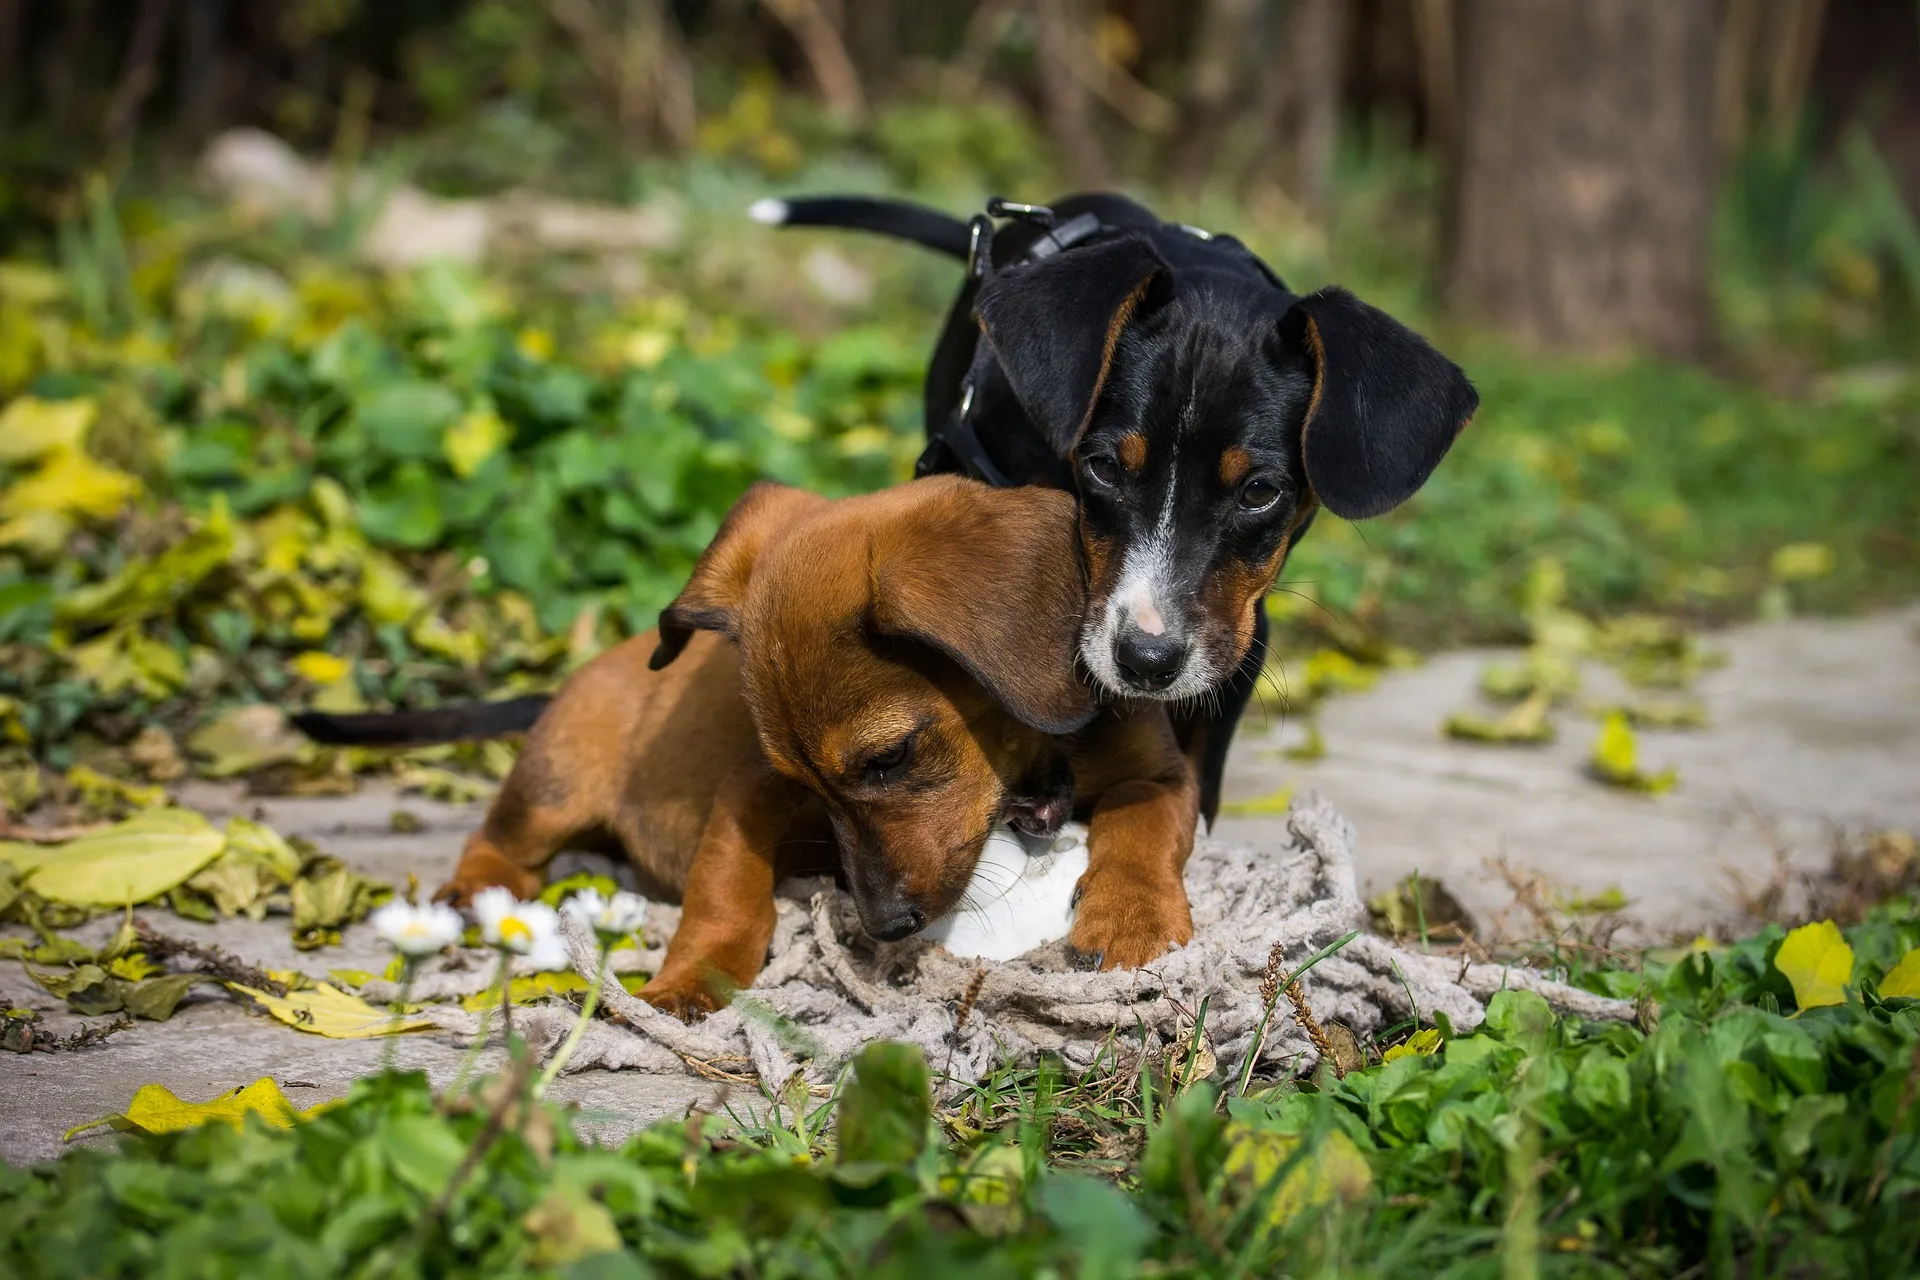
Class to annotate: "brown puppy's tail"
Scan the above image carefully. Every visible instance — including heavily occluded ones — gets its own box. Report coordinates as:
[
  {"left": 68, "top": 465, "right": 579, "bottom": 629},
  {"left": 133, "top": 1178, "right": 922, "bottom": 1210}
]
[{"left": 291, "top": 696, "right": 550, "bottom": 746}]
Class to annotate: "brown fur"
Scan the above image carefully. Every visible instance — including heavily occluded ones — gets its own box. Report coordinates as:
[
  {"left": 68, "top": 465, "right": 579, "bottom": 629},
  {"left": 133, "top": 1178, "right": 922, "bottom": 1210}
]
[
  {"left": 1218, "top": 445, "right": 1251, "bottom": 488},
  {"left": 1118, "top": 432, "right": 1148, "bottom": 473},
  {"left": 439, "top": 476, "right": 1198, "bottom": 1020}
]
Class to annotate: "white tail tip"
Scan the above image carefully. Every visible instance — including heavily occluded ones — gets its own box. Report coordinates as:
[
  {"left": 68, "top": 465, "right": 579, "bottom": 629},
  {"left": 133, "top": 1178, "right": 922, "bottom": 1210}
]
[{"left": 748, "top": 198, "right": 788, "bottom": 226}]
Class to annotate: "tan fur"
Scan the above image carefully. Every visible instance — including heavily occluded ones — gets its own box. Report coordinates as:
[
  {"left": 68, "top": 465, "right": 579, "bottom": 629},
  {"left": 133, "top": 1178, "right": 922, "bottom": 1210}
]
[{"left": 438, "top": 476, "right": 1198, "bottom": 1019}]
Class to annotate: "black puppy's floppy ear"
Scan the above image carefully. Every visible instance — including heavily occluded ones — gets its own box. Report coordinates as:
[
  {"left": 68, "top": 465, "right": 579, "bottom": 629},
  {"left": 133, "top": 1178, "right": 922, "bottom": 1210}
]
[
  {"left": 974, "top": 235, "right": 1171, "bottom": 456},
  {"left": 650, "top": 482, "right": 827, "bottom": 669},
  {"left": 1284, "top": 287, "right": 1478, "bottom": 521},
  {"left": 868, "top": 479, "right": 1097, "bottom": 735}
]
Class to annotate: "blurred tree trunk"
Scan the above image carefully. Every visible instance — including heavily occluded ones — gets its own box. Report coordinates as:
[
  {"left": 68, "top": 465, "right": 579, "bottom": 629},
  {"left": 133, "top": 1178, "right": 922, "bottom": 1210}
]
[
  {"left": 844, "top": 0, "right": 899, "bottom": 97},
  {"left": 1446, "top": 0, "right": 1719, "bottom": 357},
  {"left": 763, "top": 0, "right": 865, "bottom": 121},
  {"left": 1286, "top": 0, "right": 1348, "bottom": 216},
  {"left": 1035, "top": 0, "right": 1110, "bottom": 188},
  {"left": 0, "top": 0, "right": 21, "bottom": 105},
  {"left": 177, "top": 0, "right": 226, "bottom": 140},
  {"left": 1176, "top": 0, "right": 1260, "bottom": 187}
]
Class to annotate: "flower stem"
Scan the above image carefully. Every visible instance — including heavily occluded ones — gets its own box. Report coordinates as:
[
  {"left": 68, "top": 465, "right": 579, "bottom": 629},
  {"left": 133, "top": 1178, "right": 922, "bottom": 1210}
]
[
  {"left": 536, "top": 945, "right": 609, "bottom": 1096},
  {"left": 450, "top": 953, "right": 510, "bottom": 1097},
  {"left": 382, "top": 961, "right": 416, "bottom": 1075}
]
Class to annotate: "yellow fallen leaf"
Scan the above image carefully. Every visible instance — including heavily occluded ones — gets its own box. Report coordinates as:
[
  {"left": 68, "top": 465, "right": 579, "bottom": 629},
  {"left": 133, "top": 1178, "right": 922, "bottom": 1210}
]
[
  {"left": 0, "top": 446, "right": 140, "bottom": 521},
  {"left": 444, "top": 405, "right": 509, "bottom": 479},
  {"left": 1446, "top": 690, "right": 1555, "bottom": 744},
  {"left": 24, "top": 808, "right": 226, "bottom": 905},
  {"left": 461, "top": 970, "right": 648, "bottom": 1011},
  {"left": 0, "top": 839, "right": 53, "bottom": 872},
  {"left": 1221, "top": 784, "right": 1296, "bottom": 818},
  {"left": 0, "top": 396, "right": 95, "bottom": 463},
  {"left": 229, "top": 980, "right": 435, "bottom": 1038},
  {"left": 1774, "top": 920, "right": 1853, "bottom": 1011},
  {"left": 1220, "top": 1122, "right": 1372, "bottom": 1229},
  {"left": 1381, "top": 1028, "right": 1444, "bottom": 1064},
  {"left": 187, "top": 704, "right": 310, "bottom": 777},
  {"left": 64, "top": 1077, "right": 330, "bottom": 1142},
  {"left": 65, "top": 763, "right": 167, "bottom": 813},
  {"left": 1588, "top": 712, "right": 1678, "bottom": 793},
  {"left": 1879, "top": 948, "right": 1920, "bottom": 1000},
  {"left": 1769, "top": 542, "right": 1834, "bottom": 582},
  {"left": 290, "top": 650, "right": 351, "bottom": 685}
]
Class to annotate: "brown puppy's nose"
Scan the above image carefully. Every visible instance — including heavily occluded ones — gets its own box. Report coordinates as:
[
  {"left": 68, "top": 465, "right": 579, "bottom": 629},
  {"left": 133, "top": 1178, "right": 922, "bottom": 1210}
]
[
  {"left": 865, "top": 901, "right": 927, "bottom": 942},
  {"left": 1114, "top": 629, "right": 1187, "bottom": 692}
]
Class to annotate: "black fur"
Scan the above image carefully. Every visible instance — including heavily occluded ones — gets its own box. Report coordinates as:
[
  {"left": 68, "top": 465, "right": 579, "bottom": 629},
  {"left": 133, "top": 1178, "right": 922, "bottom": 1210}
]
[
  {"left": 767, "top": 192, "right": 1476, "bottom": 828},
  {"left": 291, "top": 696, "right": 549, "bottom": 746}
]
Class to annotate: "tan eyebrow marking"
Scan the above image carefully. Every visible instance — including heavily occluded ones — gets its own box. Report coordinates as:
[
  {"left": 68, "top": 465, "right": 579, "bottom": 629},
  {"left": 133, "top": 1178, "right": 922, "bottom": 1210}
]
[
  {"left": 1219, "top": 445, "right": 1251, "bottom": 487},
  {"left": 1118, "top": 433, "right": 1148, "bottom": 473}
]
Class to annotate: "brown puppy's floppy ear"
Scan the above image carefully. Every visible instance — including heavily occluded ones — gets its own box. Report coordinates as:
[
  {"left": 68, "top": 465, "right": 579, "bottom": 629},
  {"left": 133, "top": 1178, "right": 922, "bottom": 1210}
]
[
  {"left": 650, "top": 482, "right": 826, "bottom": 670},
  {"left": 974, "top": 235, "right": 1172, "bottom": 456},
  {"left": 868, "top": 480, "right": 1097, "bottom": 735},
  {"left": 1283, "top": 287, "right": 1479, "bottom": 521}
]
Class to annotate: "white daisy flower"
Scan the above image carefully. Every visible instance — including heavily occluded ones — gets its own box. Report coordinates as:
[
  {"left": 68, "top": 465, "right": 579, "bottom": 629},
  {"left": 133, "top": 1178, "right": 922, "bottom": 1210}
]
[
  {"left": 525, "top": 927, "right": 572, "bottom": 974},
  {"left": 562, "top": 887, "right": 649, "bottom": 943},
  {"left": 369, "top": 900, "right": 464, "bottom": 958},
  {"left": 471, "top": 887, "right": 561, "bottom": 958}
]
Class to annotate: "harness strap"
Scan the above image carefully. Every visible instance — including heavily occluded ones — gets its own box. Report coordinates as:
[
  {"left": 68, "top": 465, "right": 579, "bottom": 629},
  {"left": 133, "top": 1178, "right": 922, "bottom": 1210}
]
[{"left": 920, "top": 206, "right": 1113, "bottom": 488}]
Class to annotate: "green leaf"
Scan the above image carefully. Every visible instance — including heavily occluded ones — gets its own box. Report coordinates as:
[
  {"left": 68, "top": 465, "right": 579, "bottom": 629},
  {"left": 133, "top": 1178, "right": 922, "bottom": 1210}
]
[
  {"left": 123, "top": 972, "right": 217, "bottom": 1021},
  {"left": 835, "top": 1041, "right": 932, "bottom": 1169},
  {"left": 28, "top": 962, "right": 124, "bottom": 1015},
  {"left": 355, "top": 381, "right": 462, "bottom": 460},
  {"left": 1482, "top": 989, "right": 1554, "bottom": 1045},
  {"left": 1038, "top": 1174, "right": 1156, "bottom": 1280},
  {"left": 357, "top": 461, "right": 446, "bottom": 549},
  {"left": 1572, "top": 1050, "right": 1630, "bottom": 1115},
  {"left": 383, "top": 1113, "right": 470, "bottom": 1197}
]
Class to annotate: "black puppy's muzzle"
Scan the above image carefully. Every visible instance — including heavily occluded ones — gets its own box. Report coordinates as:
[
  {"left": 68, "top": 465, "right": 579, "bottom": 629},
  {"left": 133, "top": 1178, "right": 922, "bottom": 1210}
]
[{"left": 1113, "top": 626, "right": 1189, "bottom": 693}]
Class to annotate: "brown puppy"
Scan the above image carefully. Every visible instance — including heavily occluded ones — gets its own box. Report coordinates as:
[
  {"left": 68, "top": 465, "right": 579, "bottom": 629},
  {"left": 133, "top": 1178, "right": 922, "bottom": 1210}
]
[{"left": 433, "top": 476, "right": 1198, "bottom": 1019}]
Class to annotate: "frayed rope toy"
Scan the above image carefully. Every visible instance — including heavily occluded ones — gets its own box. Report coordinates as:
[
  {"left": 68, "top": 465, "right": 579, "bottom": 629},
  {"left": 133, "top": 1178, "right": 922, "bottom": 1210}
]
[{"left": 418, "top": 793, "right": 1634, "bottom": 1094}]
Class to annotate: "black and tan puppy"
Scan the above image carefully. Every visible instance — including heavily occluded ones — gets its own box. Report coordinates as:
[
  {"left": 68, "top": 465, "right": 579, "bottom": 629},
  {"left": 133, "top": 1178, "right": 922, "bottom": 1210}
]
[
  {"left": 757, "top": 192, "right": 1479, "bottom": 820},
  {"left": 299, "top": 478, "right": 1197, "bottom": 1019}
]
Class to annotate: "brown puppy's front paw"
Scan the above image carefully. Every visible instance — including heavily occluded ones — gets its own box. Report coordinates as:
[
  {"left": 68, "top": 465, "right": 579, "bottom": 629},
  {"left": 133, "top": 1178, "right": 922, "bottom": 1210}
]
[
  {"left": 1067, "top": 872, "right": 1193, "bottom": 971},
  {"left": 636, "top": 975, "right": 727, "bottom": 1022},
  {"left": 434, "top": 846, "right": 543, "bottom": 906}
]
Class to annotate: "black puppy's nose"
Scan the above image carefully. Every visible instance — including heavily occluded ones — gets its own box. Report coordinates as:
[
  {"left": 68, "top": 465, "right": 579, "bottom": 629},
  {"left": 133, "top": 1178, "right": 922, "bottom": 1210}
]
[
  {"left": 866, "top": 904, "right": 927, "bottom": 942},
  {"left": 1114, "top": 629, "right": 1188, "bottom": 692}
]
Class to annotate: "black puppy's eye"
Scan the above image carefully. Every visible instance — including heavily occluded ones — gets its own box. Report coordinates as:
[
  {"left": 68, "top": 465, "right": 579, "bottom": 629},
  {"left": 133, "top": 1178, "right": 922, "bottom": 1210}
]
[
  {"left": 864, "top": 736, "right": 914, "bottom": 781},
  {"left": 1238, "top": 478, "right": 1282, "bottom": 512},
  {"left": 1082, "top": 455, "right": 1121, "bottom": 488}
]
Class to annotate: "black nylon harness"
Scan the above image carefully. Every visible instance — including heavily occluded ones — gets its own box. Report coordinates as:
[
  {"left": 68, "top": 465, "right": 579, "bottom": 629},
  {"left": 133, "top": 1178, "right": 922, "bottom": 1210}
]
[{"left": 913, "top": 197, "right": 1219, "bottom": 489}]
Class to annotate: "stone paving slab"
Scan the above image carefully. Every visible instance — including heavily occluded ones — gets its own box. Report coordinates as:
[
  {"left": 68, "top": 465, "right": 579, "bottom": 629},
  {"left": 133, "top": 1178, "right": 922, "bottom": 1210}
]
[{"left": 1216, "top": 605, "right": 1920, "bottom": 938}]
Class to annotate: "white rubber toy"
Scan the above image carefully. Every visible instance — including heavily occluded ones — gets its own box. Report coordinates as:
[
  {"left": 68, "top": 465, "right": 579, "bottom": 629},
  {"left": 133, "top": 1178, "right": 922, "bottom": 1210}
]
[{"left": 921, "top": 823, "right": 1088, "bottom": 962}]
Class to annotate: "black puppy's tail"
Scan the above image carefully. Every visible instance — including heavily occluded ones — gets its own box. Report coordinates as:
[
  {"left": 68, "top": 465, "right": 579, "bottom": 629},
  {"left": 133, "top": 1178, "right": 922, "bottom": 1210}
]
[
  {"left": 291, "top": 696, "right": 551, "bottom": 747},
  {"left": 750, "top": 194, "right": 970, "bottom": 260}
]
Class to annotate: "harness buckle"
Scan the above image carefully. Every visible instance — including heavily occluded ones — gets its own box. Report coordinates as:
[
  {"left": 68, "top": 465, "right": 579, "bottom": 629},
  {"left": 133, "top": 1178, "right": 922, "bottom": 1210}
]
[{"left": 985, "top": 196, "right": 1056, "bottom": 228}]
